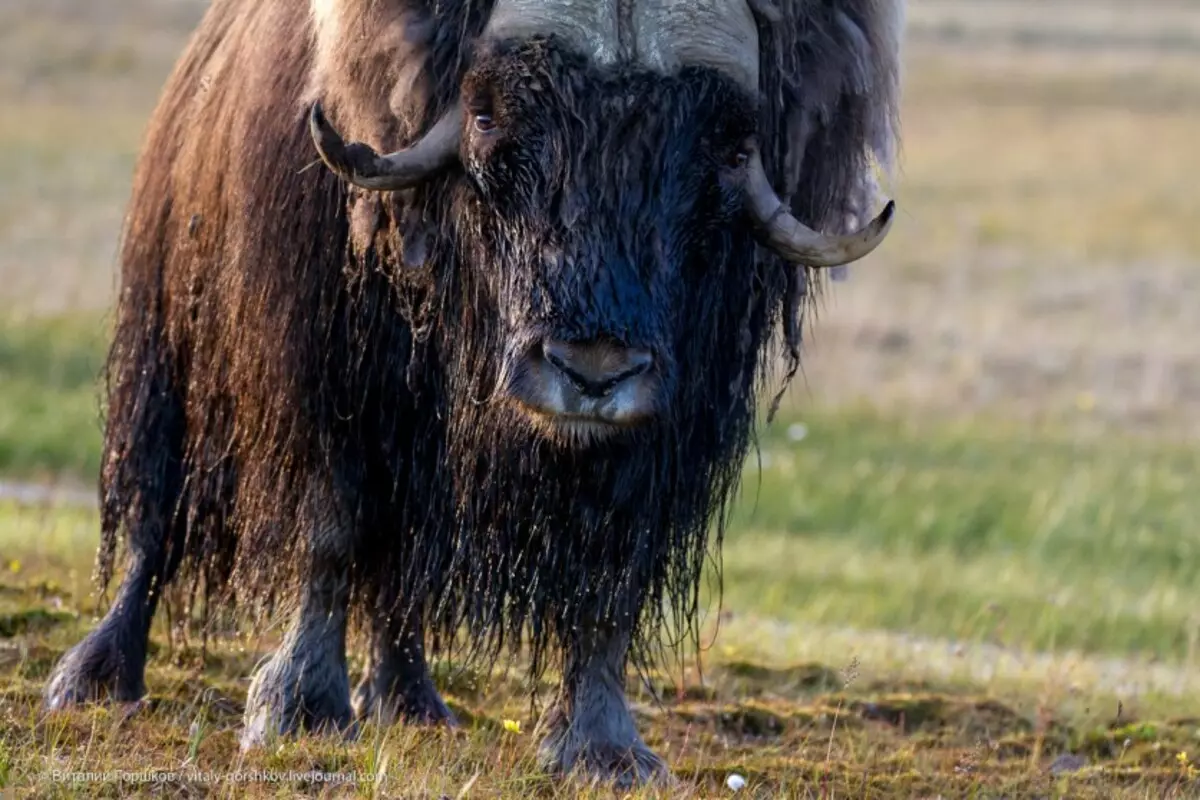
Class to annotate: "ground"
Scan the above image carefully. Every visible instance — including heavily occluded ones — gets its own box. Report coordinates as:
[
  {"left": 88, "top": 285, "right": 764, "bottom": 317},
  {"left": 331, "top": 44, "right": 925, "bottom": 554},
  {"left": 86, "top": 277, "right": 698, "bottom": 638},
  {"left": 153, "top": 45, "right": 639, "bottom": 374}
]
[{"left": 2, "top": 0, "right": 1200, "bottom": 797}]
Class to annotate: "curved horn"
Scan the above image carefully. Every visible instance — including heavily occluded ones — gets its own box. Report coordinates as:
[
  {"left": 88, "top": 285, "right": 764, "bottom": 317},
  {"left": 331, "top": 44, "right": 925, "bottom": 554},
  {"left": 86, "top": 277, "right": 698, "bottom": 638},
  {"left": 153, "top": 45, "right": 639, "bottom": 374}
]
[
  {"left": 743, "top": 146, "right": 895, "bottom": 268},
  {"left": 309, "top": 101, "right": 462, "bottom": 191}
]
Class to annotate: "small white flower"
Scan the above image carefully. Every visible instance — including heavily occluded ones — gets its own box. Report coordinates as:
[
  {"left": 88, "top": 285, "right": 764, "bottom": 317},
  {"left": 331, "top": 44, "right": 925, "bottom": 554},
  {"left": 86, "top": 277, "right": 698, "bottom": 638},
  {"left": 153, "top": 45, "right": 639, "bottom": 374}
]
[{"left": 726, "top": 773, "right": 746, "bottom": 791}]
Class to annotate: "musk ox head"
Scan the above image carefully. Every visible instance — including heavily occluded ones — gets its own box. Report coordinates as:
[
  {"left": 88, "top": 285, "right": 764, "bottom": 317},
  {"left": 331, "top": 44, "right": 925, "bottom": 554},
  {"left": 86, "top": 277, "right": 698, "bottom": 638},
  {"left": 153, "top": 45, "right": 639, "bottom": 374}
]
[{"left": 310, "top": 0, "right": 894, "bottom": 450}]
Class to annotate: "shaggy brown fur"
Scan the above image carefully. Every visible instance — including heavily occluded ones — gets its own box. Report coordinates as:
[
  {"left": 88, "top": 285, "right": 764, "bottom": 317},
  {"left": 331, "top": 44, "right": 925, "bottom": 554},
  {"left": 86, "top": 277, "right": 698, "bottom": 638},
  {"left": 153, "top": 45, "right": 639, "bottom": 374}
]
[{"left": 46, "top": 0, "right": 903, "bottom": 782}]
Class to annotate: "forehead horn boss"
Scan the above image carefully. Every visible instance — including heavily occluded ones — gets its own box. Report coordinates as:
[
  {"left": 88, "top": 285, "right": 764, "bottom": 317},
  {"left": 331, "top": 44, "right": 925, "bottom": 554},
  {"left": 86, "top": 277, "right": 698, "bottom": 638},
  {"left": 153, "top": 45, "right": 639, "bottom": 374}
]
[{"left": 307, "top": 0, "right": 896, "bottom": 270}]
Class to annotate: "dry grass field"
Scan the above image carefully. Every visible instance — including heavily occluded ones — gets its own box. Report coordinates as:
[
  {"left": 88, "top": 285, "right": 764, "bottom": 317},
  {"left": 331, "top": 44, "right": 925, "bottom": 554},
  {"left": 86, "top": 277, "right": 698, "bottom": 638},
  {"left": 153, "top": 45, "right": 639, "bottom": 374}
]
[{"left": 2, "top": 0, "right": 1200, "bottom": 796}]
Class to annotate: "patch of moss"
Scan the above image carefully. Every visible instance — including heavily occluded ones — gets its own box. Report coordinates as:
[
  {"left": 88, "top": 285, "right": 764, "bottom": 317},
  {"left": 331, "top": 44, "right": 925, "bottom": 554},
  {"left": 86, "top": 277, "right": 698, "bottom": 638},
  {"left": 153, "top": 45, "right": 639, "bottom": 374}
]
[
  {"left": 993, "top": 735, "right": 1033, "bottom": 760},
  {"left": 428, "top": 659, "right": 547, "bottom": 702},
  {"left": 1072, "top": 719, "right": 1195, "bottom": 767},
  {"left": 6, "top": 644, "right": 62, "bottom": 680},
  {"left": 670, "top": 701, "right": 828, "bottom": 741}
]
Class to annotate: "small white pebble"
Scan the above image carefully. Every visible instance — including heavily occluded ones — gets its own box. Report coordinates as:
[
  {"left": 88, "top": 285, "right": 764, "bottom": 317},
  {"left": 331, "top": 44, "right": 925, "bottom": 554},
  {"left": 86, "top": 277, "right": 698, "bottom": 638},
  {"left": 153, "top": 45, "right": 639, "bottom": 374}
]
[
  {"left": 726, "top": 773, "right": 746, "bottom": 791},
  {"left": 787, "top": 423, "right": 808, "bottom": 442}
]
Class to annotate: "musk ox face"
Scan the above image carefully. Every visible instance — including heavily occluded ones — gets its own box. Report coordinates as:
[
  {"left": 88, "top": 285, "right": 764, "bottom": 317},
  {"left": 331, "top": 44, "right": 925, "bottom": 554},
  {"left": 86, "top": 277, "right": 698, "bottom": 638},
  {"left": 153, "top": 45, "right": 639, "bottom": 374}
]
[
  {"left": 453, "top": 41, "right": 759, "bottom": 447},
  {"left": 307, "top": 8, "right": 897, "bottom": 451}
]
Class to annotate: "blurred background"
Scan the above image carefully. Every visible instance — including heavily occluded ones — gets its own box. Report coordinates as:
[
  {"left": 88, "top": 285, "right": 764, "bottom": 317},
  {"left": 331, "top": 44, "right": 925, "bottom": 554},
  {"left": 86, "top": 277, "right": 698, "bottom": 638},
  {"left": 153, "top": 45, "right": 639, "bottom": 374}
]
[{"left": 1, "top": 0, "right": 1198, "bottom": 710}]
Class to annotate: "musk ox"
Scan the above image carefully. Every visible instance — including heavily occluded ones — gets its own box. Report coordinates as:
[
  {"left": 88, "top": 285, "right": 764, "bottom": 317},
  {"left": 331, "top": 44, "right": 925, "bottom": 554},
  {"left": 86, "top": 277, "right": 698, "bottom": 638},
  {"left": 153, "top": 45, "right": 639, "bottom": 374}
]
[{"left": 44, "top": 0, "right": 902, "bottom": 785}]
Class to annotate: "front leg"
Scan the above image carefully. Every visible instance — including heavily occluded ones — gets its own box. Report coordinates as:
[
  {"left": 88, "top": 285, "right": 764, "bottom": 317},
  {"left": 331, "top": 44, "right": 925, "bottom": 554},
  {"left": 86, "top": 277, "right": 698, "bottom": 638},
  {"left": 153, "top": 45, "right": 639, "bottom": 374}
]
[
  {"left": 537, "top": 628, "right": 668, "bottom": 788},
  {"left": 240, "top": 478, "right": 355, "bottom": 749},
  {"left": 352, "top": 609, "right": 455, "bottom": 727},
  {"left": 44, "top": 544, "right": 177, "bottom": 709}
]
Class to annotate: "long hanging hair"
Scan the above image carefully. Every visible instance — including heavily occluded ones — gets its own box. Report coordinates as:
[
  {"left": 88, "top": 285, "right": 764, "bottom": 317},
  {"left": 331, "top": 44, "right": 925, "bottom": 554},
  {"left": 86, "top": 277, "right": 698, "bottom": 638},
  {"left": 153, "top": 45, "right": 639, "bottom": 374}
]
[{"left": 95, "top": 0, "right": 902, "bottom": 678}]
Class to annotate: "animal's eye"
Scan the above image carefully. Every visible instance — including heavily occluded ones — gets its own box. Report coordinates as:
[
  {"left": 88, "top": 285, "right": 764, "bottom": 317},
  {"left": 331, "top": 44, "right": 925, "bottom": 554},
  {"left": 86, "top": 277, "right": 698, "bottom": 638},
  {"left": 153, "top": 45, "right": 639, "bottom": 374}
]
[
  {"left": 474, "top": 114, "right": 497, "bottom": 134},
  {"left": 728, "top": 148, "right": 750, "bottom": 169}
]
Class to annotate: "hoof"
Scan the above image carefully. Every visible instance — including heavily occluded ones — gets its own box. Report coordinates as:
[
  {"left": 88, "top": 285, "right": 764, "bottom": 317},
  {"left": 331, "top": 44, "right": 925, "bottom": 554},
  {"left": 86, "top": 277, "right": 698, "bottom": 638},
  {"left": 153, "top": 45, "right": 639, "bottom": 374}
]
[
  {"left": 352, "top": 673, "right": 457, "bottom": 727},
  {"left": 537, "top": 710, "right": 670, "bottom": 789},
  {"left": 239, "top": 650, "right": 354, "bottom": 751},
  {"left": 241, "top": 707, "right": 358, "bottom": 751},
  {"left": 43, "top": 626, "right": 145, "bottom": 711},
  {"left": 539, "top": 739, "right": 671, "bottom": 789}
]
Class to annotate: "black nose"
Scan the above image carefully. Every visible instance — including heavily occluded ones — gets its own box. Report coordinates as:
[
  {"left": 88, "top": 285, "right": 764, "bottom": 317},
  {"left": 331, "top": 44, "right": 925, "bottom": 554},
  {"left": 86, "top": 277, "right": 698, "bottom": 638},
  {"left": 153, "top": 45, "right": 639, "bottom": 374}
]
[{"left": 542, "top": 339, "right": 654, "bottom": 398}]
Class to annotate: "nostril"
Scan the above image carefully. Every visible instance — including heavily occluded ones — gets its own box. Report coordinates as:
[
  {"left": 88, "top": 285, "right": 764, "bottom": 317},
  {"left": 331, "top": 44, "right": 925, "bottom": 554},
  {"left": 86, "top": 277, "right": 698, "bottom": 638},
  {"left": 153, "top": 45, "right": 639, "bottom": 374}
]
[
  {"left": 542, "top": 347, "right": 591, "bottom": 393},
  {"left": 621, "top": 349, "right": 653, "bottom": 378},
  {"left": 542, "top": 344, "right": 575, "bottom": 376},
  {"left": 542, "top": 339, "right": 655, "bottom": 398}
]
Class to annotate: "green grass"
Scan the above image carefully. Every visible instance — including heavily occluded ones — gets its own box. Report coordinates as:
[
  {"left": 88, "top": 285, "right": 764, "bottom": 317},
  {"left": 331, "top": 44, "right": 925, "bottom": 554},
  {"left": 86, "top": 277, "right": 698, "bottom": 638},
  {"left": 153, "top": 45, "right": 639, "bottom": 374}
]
[
  {"left": 718, "top": 410, "right": 1200, "bottom": 662},
  {"left": 2, "top": 465, "right": 1200, "bottom": 796},
  {"left": 2, "top": 400, "right": 1200, "bottom": 795},
  {"left": 0, "top": 315, "right": 108, "bottom": 481}
]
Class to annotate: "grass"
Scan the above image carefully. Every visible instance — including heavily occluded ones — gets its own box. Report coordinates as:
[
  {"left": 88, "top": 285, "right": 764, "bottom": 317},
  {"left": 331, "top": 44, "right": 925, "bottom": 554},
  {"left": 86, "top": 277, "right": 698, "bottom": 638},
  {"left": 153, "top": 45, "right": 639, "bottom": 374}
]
[
  {"left": 0, "top": 315, "right": 108, "bottom": 482},
  {"left": 3, "top": 0, "right": 1200, "bottom": 795},
  {"left": 722, "top": 411, "right": 1200, "bottom": 662},
  {"left": 2, "top": 410, "right": 1200, "bottom": 796}
]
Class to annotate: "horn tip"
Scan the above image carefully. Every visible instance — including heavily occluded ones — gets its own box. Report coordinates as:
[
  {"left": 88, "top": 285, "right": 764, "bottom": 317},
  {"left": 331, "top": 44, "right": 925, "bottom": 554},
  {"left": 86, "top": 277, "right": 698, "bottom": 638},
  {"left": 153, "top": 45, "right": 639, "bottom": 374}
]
[
  {"left": 308, "top": 100, "right": 346, "bottom": 167},
  {"left": 871, "top": 200, "right": 897, "bottom": 236},
  {"left": 308, "top": 100, "right": 326, "bottom": 141},
  {"left": 879, "top": 199, "right": 896, "bottom": 224}
]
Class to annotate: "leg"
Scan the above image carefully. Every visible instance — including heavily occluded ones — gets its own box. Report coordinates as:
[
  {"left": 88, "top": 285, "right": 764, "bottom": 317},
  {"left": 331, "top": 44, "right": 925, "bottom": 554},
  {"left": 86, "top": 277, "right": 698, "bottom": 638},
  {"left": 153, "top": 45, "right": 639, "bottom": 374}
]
[
  {"left": 240, "top": 478, "right": 355, "bottom": 749},
  {"left": 43, "top": 537, "right": 182, "bottom": 708},
  {"left": 537, "top": 627, "right": 668, "bottom": 788},
  {"left": 352, "top": 610, "right": 455, "bottom": 726},
  {"left": 44, "top": 391, "right": 186, "bottom": 710}
]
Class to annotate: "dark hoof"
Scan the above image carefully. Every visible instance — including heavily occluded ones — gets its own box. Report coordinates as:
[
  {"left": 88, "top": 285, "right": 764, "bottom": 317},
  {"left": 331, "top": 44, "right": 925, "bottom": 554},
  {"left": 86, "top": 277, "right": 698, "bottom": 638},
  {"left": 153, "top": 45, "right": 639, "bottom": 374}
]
[
  {"left": 43, "top": 627, "right": 145, "bottom": 711},
  {"left": 540, "top": 741, "right": 670, "bottom": 789},
  {"left": 537, "top": 717, "right": 670, "bottom": 789},
  {"left": 240, "top": 650, "right": 354, "bottom": 751},
  {"left": 352, "top": 675, "right": 457, "bottom": 728}
]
